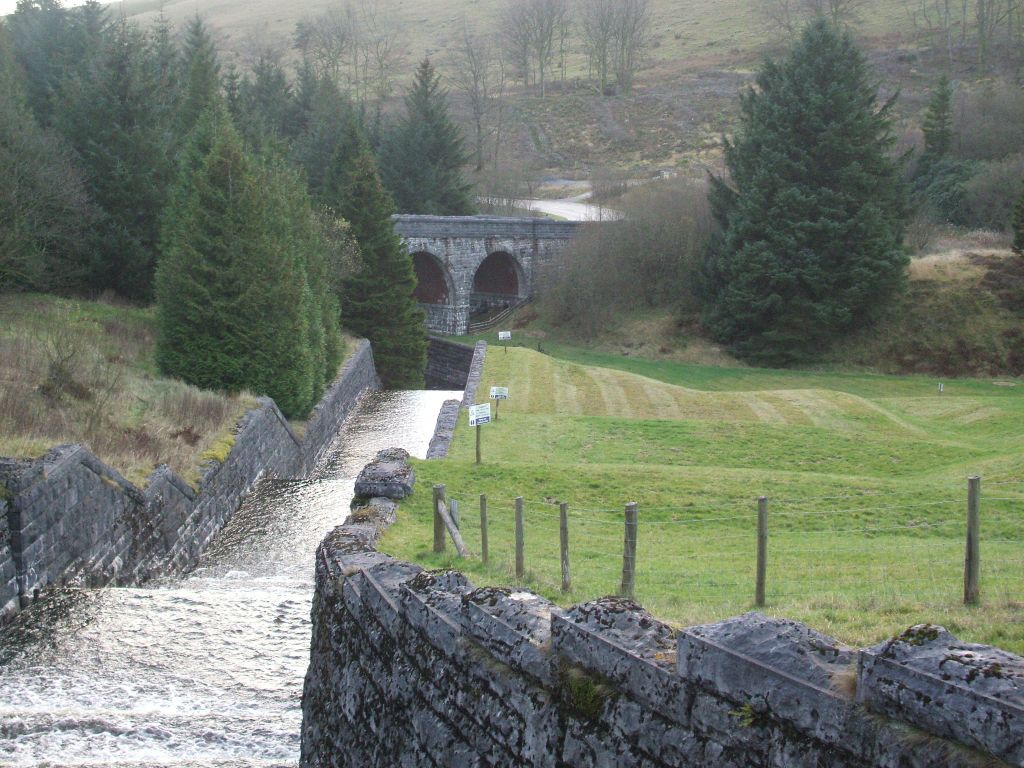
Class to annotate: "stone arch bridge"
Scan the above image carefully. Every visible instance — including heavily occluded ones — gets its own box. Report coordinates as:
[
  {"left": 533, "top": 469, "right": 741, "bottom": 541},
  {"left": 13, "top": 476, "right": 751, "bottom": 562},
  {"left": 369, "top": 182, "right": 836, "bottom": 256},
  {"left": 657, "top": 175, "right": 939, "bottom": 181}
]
[{"left": 392, "top": 215, "right": 581, "bottom": 336}]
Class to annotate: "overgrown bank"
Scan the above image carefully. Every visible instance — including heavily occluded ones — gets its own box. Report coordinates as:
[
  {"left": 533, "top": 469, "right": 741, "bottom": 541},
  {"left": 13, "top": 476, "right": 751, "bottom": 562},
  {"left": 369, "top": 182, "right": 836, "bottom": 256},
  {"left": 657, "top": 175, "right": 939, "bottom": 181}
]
[
  {"left": 0, "top": 293, "right": 359, "bottom": 487},
  {"left": 0, "top": 294, "right": 252, "bottom": 487}
]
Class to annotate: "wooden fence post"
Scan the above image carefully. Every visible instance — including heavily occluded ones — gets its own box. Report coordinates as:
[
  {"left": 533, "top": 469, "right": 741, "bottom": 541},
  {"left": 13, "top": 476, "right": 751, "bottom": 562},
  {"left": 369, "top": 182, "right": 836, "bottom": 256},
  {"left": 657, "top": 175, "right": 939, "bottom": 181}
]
[
  {"left": 756, "top": 496, "right": 768, "bottom": 607},
  {"left": 433, "top": 484, "right": 446, "bottom": 553},
  {"left": 515, "top": 496, "right": 525, "bottom": 580},
  {"left": 451, "top": 498, "right": 460, "bottom": 529},
  {"left": 476, "top": 424, "right": 482, "bottom": 465},
  {"left": 964, "top": 475, "right": 981, "bottom": 605},
  {"left": 620, "top": 502, "right": 638, "bottom": 598},
  {"left": 480, "top": 494, "right": 489, "bottom": 565},
  {"left": 560, "top": 502, "right": 571, "bottom": 593}
]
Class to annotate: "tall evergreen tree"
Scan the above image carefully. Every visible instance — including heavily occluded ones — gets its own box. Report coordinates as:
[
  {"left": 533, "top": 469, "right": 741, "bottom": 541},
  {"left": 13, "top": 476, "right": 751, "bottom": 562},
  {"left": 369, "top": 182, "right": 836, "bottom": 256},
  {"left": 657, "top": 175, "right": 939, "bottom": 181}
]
[
  {"left": 339, "top": 152, "right": 427, "bottom": 387},
  {"left": 293, "top": 75, "right": 364, "bottom": 207},
  {"left": 56, "top": 17, "right": 173, "bottom": 300},
  {"left": 1013, "top": 185, "right": 1024, "bottom": 257},
  {"left": 177, "top": 16, "right": 220, "bottom": 140},
  {"left": 156, "top": 107, "right": 339, "bottom": 417},
  {"left": 0, "top": 19, "right": 93, "bottom": 292},
  {"left": 8, "top": 0, "right": 75, "bottom": 125},
  {"left": 921, "top": 74, "right": 953, "bottom": 168},
  {"left": 702, "top": 19, "right": 908, "bottom": 365},
  {"left": 380, "top": 58, "right": 474, "bottom": 215}
]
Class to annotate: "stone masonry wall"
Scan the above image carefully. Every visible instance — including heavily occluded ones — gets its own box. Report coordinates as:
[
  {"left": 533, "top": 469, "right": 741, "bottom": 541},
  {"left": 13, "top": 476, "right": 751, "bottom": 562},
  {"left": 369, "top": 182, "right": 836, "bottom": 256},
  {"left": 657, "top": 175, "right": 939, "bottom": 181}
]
[
  {"left": 301, "top": 450, "right": 1023, "bottom": 768},
  {"left": 425, "top": 337, "right": 476, "bottom": 390},
  {"left": 0, "top": 339, "right": 380, "bottom": 624},
  {"left": 0, "top": 499, "right": 16, "bottom": 624},
  {"left": 426, "top": 340, "right": 486, "bottom": 460}
]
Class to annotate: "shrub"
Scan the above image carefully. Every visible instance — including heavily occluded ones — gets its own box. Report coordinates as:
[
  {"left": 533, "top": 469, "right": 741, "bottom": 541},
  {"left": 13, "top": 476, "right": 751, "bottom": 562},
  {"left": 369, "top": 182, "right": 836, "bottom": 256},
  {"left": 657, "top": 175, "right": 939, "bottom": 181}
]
[
  {"left": 954, "top": 81, "right": 1024, "bottom": 162},
  {"left": 963, "top": 154, "right": 1024, "bottom": 232},
  {"left": 541, "top": 178, "right": 714, "bottom": 339}
]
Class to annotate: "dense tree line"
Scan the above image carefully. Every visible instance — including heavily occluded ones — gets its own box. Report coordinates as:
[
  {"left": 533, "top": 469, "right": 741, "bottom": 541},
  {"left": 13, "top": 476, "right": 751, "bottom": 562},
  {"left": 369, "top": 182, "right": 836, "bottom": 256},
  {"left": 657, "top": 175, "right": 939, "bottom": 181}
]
[{"left": 0, "top": 0, "right": 461, "bottom": 403}]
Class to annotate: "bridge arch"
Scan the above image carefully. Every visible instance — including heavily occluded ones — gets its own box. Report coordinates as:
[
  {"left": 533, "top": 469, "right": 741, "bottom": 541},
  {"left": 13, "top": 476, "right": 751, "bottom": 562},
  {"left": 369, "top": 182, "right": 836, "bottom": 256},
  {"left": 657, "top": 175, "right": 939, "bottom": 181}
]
[
  {"left": 471, "top": 251, "right": 526, "bottom": 318},
  {"left": 411, "top": 251, "right": 454, "bottom": 305},
  {"left": 411, "top": 250, "right": 461, "bottom": 335}
]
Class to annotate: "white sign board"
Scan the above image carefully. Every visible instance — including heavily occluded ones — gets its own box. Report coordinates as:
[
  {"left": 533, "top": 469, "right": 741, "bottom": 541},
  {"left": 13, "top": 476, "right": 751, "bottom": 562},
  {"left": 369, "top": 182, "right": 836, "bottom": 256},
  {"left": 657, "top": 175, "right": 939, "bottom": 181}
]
[
  {"left": 490, "top": 387, "right": 509, "bottom": 400},
  {"left": 468, "top": 403, "right": 491, "bottom": 426},
  {"left": 498, "top": 331, "right": 512, "bottom": 341}
]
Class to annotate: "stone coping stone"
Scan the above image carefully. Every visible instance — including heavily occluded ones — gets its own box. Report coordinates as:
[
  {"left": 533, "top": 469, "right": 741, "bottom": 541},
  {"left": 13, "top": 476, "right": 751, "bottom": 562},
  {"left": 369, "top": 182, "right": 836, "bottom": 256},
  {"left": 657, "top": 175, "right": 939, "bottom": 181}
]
[
  {"left": 353, "top": 448, "right": 414, "bottom": 500},
  {"left": 857, "top": 624, "right": 1024, "bottom": 765},
  {"left": 677, "top": 612, "right": 855, "bottom": 744},
  {"left": 463, "top": 587, "right": 560, "bottom": 686},
  {"left": 426, "top": 399, "right": 462, "bottom": 460}
]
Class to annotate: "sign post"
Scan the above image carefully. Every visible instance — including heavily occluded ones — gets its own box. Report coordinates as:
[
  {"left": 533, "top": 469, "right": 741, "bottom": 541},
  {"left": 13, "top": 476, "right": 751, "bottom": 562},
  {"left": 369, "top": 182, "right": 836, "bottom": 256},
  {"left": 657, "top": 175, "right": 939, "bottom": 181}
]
[
  {"left": 498, "top": 330, "right": 511, "bottom": 354},
  {"left": 489, "top": 386, "right": 509, "bottom": 421},
  {"left": 468, "top": 403, "right": 491, "bottom": 465}
]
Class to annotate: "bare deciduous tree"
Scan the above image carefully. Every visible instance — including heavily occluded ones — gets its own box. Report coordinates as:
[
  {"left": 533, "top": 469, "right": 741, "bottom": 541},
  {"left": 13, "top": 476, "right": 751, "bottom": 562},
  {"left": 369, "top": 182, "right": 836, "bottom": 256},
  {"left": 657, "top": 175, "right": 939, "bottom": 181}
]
[
  {"left": 581, "top": 0, "right": 618, "bottom": 92},
  {"left": 293, "top": 0, "right": 406, "bottom": 109},
  {"left": 580, "top": 0, "right": 651, "bottom": 95},
  {"left": 450, "top": 23, "right": 508, "bottom": 171},
  {"left": 760, "top": 0, "right": 866, "bottom": 36},
  {"left": 902, "top": 0, "right": 1022, "bottom": 69},
  {"left": 613, "top": 0, "right": 651, "bottom": 93},
  {"left": 501, "top": 0, "right": 571, "bottom": 96}
]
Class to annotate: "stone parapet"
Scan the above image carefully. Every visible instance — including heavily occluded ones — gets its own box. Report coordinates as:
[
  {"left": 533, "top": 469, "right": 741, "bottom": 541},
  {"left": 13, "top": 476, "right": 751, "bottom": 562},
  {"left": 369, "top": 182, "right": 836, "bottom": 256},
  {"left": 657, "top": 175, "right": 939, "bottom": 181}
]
[{"left": 301, "top": 445, "right": 1023, "bottom": 768}]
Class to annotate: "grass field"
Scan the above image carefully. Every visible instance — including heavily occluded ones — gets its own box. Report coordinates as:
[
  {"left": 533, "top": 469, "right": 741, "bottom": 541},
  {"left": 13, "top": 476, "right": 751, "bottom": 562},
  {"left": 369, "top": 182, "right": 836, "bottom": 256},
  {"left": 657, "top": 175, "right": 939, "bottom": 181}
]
[{"left": 379, "top": 345, "right": 1024, "bottom": 652}]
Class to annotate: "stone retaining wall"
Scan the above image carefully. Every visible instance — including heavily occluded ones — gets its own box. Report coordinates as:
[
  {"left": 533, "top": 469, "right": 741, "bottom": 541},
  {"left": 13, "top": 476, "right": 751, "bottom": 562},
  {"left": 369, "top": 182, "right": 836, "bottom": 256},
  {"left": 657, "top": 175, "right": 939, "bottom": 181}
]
[
  {"left": 300, "top": 450, "right": 1023, "bottom": 768},
  {"left": 426, "top": 340, "right": 486, "bottom": 460},
  {"left": 425, "top": 337, "right": 476, "bottom": 390},
  {"left": 0, "top": 340, "right": 380, "bottom": 624},
  {"left": 0, "top": 499, "right": 16, "bottom": 624}
]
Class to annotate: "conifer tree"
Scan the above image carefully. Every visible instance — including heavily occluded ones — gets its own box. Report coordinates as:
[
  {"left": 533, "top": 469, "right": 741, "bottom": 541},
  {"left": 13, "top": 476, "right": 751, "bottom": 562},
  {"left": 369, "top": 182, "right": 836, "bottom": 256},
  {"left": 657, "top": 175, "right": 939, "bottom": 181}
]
[
  {"left": 702, "top": 19, "right": 908, "bottom": 365},
  {"left": 920, "top": 74, "right": 953, "bottom": 169},
  {"left": 156, "top": 107, "right": 338, "bottom": 417},
  {"left": 177, "top": 16, "right": 220, "bottom": 140},
  {"left": 380, "top": 58, "right": 474, "bottom": 215},
  {"left": 0, "top": 19, "right": 93, "bottom": 292},
  {"left": 339, "top": 152, "right": 427, "bottom": 388},
  {"left": 1013, "top": 185, "right": 1024, "bottom": 257},
  {"left": 293, "top": 76, "right": 365, "bottom": 209},
  {"left": 56, "top": 17, "right": 173, "bottom": 300}
]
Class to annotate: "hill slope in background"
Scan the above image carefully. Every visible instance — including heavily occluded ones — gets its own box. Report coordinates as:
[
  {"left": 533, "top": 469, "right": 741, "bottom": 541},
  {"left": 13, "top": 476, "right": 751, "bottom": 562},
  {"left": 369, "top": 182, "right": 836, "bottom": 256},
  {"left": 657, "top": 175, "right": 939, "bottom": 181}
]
[{"left": 118, "top": 0, "right": 945, "bottom": 175}]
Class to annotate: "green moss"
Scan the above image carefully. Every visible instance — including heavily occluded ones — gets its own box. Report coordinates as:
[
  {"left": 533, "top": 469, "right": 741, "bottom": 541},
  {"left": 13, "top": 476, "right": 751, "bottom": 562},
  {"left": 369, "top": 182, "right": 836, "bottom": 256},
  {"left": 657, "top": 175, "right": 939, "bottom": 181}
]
[
  {"left": 200, "top": 432, "right": 236, "bottom": 464},
  {"left": 729, "top": 703, "right": 757, "bottom": 728},
  {"left": 558, "top": 664, "right": 618, "bottom": 721}
]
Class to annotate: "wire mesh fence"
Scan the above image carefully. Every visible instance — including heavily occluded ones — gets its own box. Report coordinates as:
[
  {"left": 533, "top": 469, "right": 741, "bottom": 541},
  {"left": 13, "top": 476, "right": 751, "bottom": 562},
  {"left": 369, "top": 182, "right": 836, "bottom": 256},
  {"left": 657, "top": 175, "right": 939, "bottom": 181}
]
[{"left": 427, "top": 477, "right": 1024, "bottom": 615}]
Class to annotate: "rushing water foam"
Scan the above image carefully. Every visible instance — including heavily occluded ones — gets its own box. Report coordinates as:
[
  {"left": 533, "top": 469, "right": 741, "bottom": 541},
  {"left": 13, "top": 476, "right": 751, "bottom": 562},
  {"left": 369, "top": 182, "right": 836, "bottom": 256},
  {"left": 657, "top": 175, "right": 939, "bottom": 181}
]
[{"left": 0, "top": 390, "right": 459, "bottom": 767}]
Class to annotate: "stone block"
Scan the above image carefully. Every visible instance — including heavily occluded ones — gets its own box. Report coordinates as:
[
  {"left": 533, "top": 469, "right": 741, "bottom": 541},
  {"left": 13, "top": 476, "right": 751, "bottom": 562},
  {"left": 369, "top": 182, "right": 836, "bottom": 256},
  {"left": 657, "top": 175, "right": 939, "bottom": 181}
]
[
  {"left": 353, "top": 448, "right": 415, "bottom": 500},
  {"left": 677, "top": 612, "right": 855, "bottom": 744},
  {"left": 552, "top": 598, "right": 688, "bottom": 726},
  {"left": 463, "top": 587, "right": 559, "bottom": 686},
  {"left": 857, "top": 624, "right": 1024, "bottom": 765}
]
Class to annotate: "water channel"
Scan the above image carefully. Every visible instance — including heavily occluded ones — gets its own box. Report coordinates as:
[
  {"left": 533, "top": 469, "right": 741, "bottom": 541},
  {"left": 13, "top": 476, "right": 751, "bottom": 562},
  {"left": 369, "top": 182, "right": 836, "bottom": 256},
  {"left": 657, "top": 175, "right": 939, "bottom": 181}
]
[{"left": 0, "top": 389, "right": 459, "bottom": 767}]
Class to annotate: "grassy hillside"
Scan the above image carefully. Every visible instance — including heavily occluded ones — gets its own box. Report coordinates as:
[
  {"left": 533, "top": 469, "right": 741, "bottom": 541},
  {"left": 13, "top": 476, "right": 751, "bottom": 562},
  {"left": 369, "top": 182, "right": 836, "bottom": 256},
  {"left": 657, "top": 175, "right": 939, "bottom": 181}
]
[
  {"left": 380, "top": 346, "right": 1024, "bottom": 652},
  {"left": 0, "top": 294, "right": 255, "bottom": 487},
  {"left": 121, "top": 0, "right": 938, "bottom": 175}
]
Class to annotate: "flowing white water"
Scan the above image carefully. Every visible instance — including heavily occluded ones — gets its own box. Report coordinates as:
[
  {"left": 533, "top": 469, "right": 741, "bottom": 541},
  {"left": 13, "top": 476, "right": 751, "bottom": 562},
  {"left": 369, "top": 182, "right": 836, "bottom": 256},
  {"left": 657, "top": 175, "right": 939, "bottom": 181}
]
[{"left": 0, "top": 390, "right": 459, "bottom": 767}]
